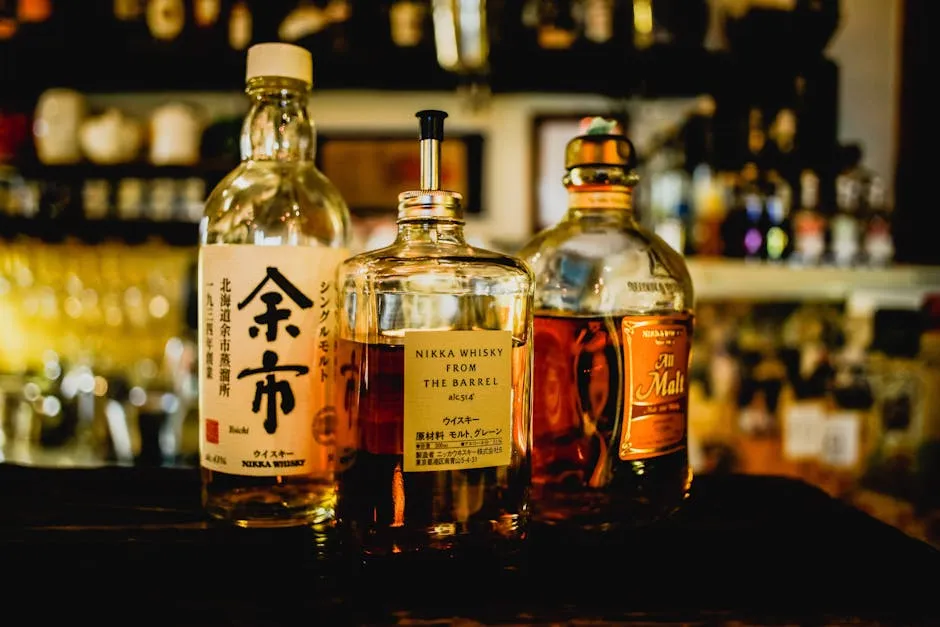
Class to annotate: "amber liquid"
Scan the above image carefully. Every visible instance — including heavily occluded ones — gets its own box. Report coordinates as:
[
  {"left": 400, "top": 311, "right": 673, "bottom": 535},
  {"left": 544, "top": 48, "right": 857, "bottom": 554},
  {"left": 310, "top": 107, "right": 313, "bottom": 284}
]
[
  {"left": 334, "top": 339, "right": 530, "bottom": 558},
  {"left": 532, "top": 312, "right": 692, "bottom": 529}
]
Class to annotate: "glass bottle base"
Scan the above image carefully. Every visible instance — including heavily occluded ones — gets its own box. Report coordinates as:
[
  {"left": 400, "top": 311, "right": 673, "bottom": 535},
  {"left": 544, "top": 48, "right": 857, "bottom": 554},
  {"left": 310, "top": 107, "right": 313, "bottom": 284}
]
[
  {"left": 341, "top": 526, "right": 531, "bottom": 616},
  {"left": 531, "top": 489, "right": 688, "bottom": 531},
  {"left": 349, "top": 516, "right": 527, "bottom": 557},
  {"left": 531, "top": 460, "right": 693, "bottom": 531},
  {"left": 343, "top": 520, "right": 529, "bottom": 579},
  {"left": 202, "top": 477, "right": 336, "bottom": 529}
]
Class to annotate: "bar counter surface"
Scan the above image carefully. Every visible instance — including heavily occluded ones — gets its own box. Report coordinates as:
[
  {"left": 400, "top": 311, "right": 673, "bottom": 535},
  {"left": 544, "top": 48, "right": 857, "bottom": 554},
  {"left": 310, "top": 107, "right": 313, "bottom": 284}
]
[{"left": 2, "top": 462, "right": 937, "bottom": 626}]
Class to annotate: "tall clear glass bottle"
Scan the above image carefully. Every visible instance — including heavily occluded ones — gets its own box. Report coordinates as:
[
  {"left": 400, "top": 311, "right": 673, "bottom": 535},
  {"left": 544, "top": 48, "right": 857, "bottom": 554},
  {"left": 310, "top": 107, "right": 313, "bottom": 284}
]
[
  {"left": 197, "top": 42, "right": 351, "bottom": 528},
  {"left": 517, "top": 118, "right": 694, "bottom": 530},
  {"left": 334, "top": 110, "right": 534, "bottom": 559}
]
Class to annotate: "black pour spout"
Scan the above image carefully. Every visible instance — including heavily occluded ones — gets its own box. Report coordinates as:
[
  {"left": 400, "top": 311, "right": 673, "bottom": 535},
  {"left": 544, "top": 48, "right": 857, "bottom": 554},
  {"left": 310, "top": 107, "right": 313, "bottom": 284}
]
[
  {"left": 417, "top": 109, "right": 448, "bottom": 141},
  {"left": 416, "top": 110, "right": 447, "bottom": 190}
]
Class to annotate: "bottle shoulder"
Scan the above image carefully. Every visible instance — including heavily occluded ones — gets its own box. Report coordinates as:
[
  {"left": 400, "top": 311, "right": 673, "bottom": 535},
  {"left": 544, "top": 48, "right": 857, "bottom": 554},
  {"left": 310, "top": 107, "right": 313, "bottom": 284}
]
[
  {"left": 339, "top": 241, "right": 534, "bottom": 294},
  {"left": 202, "top": 160, "right": 351, "bottom": 247},
  {"left": 520, "top": 217, "right": 690, "bottom": 275},
  {"left": 517, "top": 216, "right": 694, "bottom": 314}
]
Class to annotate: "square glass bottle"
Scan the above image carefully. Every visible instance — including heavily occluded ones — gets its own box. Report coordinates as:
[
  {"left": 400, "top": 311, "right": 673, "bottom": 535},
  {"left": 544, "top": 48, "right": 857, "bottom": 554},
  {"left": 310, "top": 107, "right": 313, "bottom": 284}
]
[
  {"left": 334, "top": 110, "right": 534, "bottom": 560},
  {"left": 517, "top": 118, "right": 695, "bottom": 530},
  {"left": 198, "top": 43, "right": 352, "bottom": 528}
]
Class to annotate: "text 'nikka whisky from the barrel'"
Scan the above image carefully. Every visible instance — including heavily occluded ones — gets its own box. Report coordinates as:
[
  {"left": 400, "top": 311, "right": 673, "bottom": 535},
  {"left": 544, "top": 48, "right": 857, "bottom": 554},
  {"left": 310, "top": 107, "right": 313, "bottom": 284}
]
[
  {"left": 334, "top": 110, "right": 534, "bottom": 558},
  {"left": 197, "top": 42, "right": 351, "bottom": 528},
  {"left": 517, "top": 118, "right": 695, "bottom": 530}
]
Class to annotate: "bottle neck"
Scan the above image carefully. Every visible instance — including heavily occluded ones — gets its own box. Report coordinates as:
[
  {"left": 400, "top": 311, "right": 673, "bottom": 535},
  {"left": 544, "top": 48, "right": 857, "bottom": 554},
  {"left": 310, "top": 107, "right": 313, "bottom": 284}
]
[
  {"left": 564, "top": 166, "right": 637, "bottom": 220},
  {"left": 395, "top": 219, "right": 466, "bottom": 245},
  {"left": 241, "top": 77, "right": 315, "bottom": 162}
]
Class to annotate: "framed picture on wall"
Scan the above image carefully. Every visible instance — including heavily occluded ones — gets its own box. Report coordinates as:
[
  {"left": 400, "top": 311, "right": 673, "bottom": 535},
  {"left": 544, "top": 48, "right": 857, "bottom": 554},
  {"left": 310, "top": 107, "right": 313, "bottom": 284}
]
[
  {"left": 530, "top": 113, "right": 630, "bottom": 233},
  {"left": 316, "top": 133, "right": 484, "bottom": 217}
]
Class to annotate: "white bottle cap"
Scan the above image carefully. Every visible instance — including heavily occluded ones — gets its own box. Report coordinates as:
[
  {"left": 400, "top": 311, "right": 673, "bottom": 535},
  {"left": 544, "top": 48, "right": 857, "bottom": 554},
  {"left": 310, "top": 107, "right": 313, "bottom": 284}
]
[{"left": 245, "top": 42, "right": 313, "bottom": 85}]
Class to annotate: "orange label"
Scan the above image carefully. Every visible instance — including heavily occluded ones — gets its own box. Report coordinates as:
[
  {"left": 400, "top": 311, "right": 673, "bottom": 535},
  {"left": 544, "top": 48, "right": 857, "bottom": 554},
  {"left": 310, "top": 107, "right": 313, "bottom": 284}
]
[
  {"left": 568, "top": 190, "right": 632, "bottom": 210},
  {"left": 619, "top": 314, "right": 692, "bottom": 461}
]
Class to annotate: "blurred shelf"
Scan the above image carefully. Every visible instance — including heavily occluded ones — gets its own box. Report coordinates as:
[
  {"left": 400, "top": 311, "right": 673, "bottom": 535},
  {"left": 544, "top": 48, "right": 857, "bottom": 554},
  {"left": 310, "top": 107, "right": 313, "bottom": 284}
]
[
  {"left": 489, "top": 45, "right": 732, "bottom": 98},
  {"left": 0, "top": 36, "right": 809, "bottom": 100},
  {"left": 0, "top": 0, "right": 839, "bottom": 103},
  {"left": 11, "top": 160, "right": 237, "bottom": 181},
  {"left": 0, "top": 39, "right": 457, "bottom": 97},
  {"left": 0, "top": 215, "right": 198, "bottom": 247},
  {"left": 688, "top": 258, "right": 940, "bottom": 303},
  {"left": 0, "top": 38, "right": 242, "bottom": 95}
]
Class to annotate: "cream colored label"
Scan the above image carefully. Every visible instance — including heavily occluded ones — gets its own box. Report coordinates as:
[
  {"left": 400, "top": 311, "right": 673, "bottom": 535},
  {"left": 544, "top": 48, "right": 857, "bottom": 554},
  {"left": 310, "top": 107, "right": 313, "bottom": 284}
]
[
  {"left": 821, "top": 411, "right": 861, "bottom": 469},
  {"left": 403, "top": 330, "right": 513, "bottom": 472},
  {"left": 198, "top": 244, "right": 349, "bottom": 476},
  {"left": 568, "top": 190, "right": 631, "bottom": 210},
  {"left": 782, "top": 401, "right": 827, "bottom": 461}
]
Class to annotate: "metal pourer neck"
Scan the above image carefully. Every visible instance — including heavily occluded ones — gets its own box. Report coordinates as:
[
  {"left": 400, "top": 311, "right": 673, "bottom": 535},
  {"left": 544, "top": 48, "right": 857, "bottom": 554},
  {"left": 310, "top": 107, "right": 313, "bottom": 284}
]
[{"left": 398, "top": 110, "right": 464, "bottom": 222}]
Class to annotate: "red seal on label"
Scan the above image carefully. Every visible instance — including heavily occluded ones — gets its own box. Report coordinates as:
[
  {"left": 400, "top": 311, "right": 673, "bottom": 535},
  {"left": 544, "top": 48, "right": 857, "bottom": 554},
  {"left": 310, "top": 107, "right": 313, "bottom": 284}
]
[{"left": 206, "top": 419, "right": 219, "bottom": 444}]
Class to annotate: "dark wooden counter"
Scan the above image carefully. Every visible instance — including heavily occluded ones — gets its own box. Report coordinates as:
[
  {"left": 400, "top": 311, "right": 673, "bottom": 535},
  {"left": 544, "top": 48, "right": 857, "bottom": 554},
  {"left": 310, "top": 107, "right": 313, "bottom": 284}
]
[{"left": 2, "top": 462, "right": 937, "bottom": 626}]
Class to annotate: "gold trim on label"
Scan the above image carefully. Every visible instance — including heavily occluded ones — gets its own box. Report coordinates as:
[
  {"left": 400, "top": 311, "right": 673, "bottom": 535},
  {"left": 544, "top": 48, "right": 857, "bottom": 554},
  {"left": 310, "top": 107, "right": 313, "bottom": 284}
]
[{"left": 568, "top": 190, "right": 632, "bottom": 209}]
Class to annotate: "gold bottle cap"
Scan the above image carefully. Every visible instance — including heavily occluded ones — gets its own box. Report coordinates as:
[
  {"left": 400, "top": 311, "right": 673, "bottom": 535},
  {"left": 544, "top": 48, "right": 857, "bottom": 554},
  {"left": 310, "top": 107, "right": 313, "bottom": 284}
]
[
  {"left": 398, "top": 189, "right": 463, "bottom": 220},
  {"left": 565, "top": 117, "right": 637, "bottom": 171}
]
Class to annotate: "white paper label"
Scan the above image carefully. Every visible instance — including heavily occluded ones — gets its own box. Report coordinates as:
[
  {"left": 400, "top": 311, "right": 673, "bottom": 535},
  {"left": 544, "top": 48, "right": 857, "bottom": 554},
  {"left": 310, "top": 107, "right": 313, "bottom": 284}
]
[
  {"left": 782, "top": 401, "right": 826, "bottom": 461},
  {"left": 821, "top": 411, "right": 861, "bottom": 469},
  {"left": 198, "top": 244, "right": 349, "bottom": 476}
]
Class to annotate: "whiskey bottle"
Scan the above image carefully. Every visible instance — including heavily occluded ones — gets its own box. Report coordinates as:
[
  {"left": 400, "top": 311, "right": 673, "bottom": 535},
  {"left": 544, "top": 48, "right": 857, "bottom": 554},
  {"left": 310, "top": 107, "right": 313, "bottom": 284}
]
[
  {"left": 334, "top": 110, "right": 534, "bottom": 559},
  {"left": 198, "top": 42, "right": 351, "bottom": 528},
  {"left": 791, "top": 169, "right": 827, "bottom": 266},
  {"left": 830, "top": 173, "right": 862, "bottom": 267},
  {"left": 517, "top": 117, "right": 694, "bottom": 530},
  {"left": 861, "top": 175, "right": 894, "bottom": 267}
]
